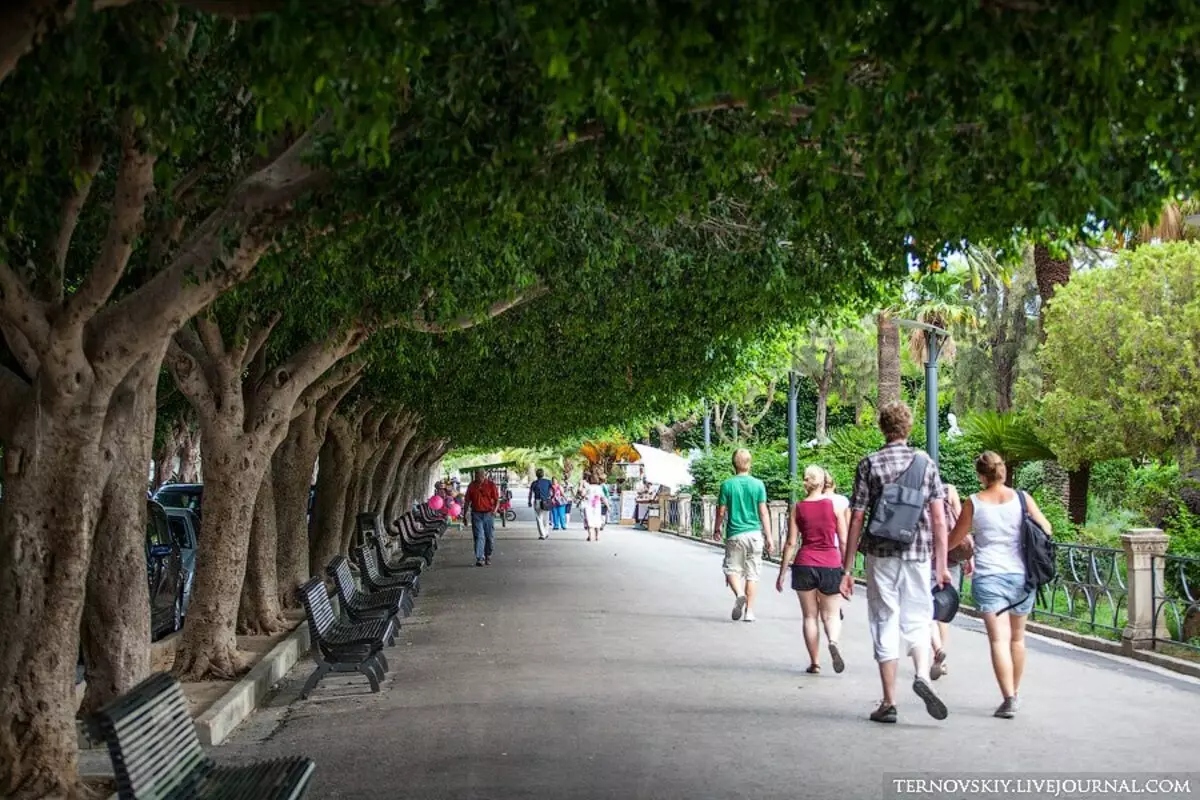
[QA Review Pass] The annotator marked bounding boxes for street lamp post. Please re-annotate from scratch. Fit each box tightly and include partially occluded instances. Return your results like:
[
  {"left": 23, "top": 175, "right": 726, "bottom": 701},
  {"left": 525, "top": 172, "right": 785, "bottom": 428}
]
[
  {"left": 787, "top": 371, "right": 798, "bottom": 502},
  {"left": 702, "top": 400, "right": 711, "bottom": 454},
  {"left": 896, "top": 319, "right": 950, "bottom": 467}
]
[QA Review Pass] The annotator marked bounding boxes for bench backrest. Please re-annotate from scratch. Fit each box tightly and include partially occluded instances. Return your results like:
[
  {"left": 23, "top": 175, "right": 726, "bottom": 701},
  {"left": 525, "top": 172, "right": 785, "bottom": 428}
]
[
  {"left": 353, "top": 544, "right": 384, "bottom": 583},
  {"left": 87, "top": 672, "right": 207, "bottom": 799},
  {"left": 327, "top": 555, "right": 357, "bottom": 606},
  {"left": 297, "top": 577, "right": 336, "bottom": 640}
]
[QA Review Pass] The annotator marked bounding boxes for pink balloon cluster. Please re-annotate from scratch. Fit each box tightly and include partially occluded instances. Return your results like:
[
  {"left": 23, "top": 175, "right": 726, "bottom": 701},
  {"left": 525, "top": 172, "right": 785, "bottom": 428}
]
[
  {"left": 428, "top": 494, "right": 445, "bottom": 511},
  {"left": 447, "top": 502, "right": 462, "bottom": 518}
]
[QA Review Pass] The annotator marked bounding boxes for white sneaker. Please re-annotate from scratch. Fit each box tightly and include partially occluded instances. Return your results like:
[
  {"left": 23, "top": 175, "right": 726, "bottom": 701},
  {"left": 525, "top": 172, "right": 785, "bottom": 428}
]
[
  {"left": 744, "top": 609, "right": 757, "bottom": 622},
  {"left": 732, "top": 596, "right": 746, "bottom": 621}
]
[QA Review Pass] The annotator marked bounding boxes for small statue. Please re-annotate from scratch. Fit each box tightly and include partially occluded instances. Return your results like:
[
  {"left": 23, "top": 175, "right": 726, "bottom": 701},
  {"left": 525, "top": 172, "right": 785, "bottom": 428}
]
[{"left": 947, "top": 412, "right": 963, "bottom": 438}]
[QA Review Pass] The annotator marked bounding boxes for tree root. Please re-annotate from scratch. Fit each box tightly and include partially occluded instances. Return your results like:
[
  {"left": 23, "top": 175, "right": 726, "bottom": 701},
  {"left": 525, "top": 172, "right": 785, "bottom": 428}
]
[{"left": 171, "top": 642, "right": 251, "bottom": 682}]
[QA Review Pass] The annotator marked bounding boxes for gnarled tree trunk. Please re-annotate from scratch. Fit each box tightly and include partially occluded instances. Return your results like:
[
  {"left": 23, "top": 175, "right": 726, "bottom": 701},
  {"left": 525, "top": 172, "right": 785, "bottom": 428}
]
[
  {"left": 310, "top": 409, "right": 363, "bottom": 574},
  {"left": 178, "top": 426, "right": 200, "bottom": 482},
  {"left": 172, "top": 426, "right": 264, "bottom": 679},
  {"left": 80, "top": 348, "right": 163, "bottom": 714},
  {"left": 370, "top": 422, "right": 416, "bottom": 517},
  {"left": 238, "top": 476, "right": 286, "bottom": 636},
  {"left": 273, "top": 410, "right": 321, "bottom": 609},
  {"left": 340, "top": 411, "right": 387, "bottom": 554},
  {"left": 0, "top": 385, "right": 109, "bottom": 798}
]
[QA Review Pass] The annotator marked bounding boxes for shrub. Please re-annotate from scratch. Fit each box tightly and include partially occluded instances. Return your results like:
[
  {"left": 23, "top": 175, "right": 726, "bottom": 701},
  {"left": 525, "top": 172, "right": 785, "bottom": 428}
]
[
  {"left": 937, "top": 435, "right": 983, "bottom": 496},
  {"left": 1015, "top": 461, "right": 1045, "bottom": 494},
  {"left": 1128, "top": 462, "right": 1181, "bottom": 527},
  {"left": 1032, "top": 488, "right": 1073, "bottom": 541},
  {"left": 1089, "top": 459, "right": 1134, "bottom": 509},
  {"left": 688, "top": 445, "right": 795, "bottom": 500}
]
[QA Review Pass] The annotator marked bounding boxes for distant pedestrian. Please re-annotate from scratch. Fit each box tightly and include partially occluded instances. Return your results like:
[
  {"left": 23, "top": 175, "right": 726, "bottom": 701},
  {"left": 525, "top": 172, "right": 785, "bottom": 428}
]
[
  {"left": 840, "top": 402, "right": 950, "bottom": 723},
  {"left": 777, "top": 465, "right": 847, "bottom": 674},
  {"left": 931, "top": 484, "right": 968, "bottom": 680},
  {"left": 582, "top": 471, "right": 609, "bottom": 542},
  {"left": 465, "top": 470, "right": 499, "bottom": 567},
  {"left": 550, "top": 478, "right": 569, "bottom": 530},
  {"left": 948, "top": 452, "right": 1054, "bottom": 719},
  {"left": 822, "top": 470, "right": 851, "bottom": 529},
  {"left": 713, "top": 449, "right": 773, "bottom": 622},
  {"left": 528, "top": 468, "right": 553, "bottom": 539}
]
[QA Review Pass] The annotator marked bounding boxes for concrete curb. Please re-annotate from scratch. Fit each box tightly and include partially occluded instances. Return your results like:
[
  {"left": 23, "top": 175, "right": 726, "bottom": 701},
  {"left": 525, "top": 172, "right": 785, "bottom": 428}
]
[
  {"left": 194, "top": 622, "right": 311, "bottom": 746},
  {"left": 644, "top": 526, "right": 1200, "bottom": 680}
]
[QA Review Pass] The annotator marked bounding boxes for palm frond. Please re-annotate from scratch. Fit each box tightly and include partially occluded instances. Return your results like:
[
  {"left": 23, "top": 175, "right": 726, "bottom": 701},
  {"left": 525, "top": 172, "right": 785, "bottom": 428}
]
[{"left": 962, "top": 411, "right": 1057, "bottom": 462}]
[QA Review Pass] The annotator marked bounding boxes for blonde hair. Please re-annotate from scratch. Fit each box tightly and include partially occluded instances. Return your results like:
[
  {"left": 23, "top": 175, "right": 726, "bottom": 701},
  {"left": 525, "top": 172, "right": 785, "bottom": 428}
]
[
  {"left": 732, "top": 448, "right": 752, "bottom": 473},
  {"left": 803, "top": 465, "right": 825, "bottom": 494},
  {"left": 975, "top": 451, "right": 1007, "bottom": 486},
  {"left": 822, "top": 469, "right": 835, "bottom": 491}
]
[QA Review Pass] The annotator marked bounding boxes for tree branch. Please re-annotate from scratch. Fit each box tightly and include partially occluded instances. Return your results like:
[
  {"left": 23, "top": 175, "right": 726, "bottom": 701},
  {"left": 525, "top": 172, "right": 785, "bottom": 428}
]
[
  {"left": 303, "top": 360, "right": 366, "bottom": 423},
  {"left": 0, "top": 259, "right": 50, "bottom": 355},
  {"left": 165, "top": 337, "right": 216, "bottom": 417},
  {"left": 397, "top": 285, "right": 548, "bottom": 334},
  {"left": 0, "top": 320, "right": 40, "bottom": 379},
  {"left": 234, "top": 310, "right": 282, "bottom": 370},
  {"left": 45, "top": 138, "right": 103, "bottom": 303},
  {"left": 63, "top": 115, "right": 155, "bottom": 333},
  {"left": 93, "top": 117, "right": 333, "bottom": 358}
]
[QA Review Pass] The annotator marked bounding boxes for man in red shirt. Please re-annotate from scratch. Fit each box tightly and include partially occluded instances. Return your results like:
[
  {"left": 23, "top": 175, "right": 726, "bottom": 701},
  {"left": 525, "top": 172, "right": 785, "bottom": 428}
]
[{"left": 465, "top": 470, "right": 499, "bottom": 566}]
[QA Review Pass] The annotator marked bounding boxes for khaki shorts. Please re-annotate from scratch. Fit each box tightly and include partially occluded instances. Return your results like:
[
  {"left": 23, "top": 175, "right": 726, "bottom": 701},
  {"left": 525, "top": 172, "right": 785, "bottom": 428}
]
[{"left": 722, "top": 532, "right": 764, "bottom": 582}]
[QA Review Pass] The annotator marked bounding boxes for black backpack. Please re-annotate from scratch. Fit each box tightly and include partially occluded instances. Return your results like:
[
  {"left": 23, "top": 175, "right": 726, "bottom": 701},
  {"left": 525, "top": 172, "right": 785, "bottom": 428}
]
[{"left": 1000, "top": 491, "right": 1057, "bottom": 613}]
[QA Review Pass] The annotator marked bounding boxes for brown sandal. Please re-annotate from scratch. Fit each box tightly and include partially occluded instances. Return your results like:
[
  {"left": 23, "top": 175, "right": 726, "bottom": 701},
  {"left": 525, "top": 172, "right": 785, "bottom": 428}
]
[{"left": 806, "top": 664, "right": 821, "bottom": 674}]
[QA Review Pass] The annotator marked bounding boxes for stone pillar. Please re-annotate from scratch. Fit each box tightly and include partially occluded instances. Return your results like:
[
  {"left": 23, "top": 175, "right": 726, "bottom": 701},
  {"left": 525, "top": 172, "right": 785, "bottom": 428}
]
[
  {"left": 768, "top": 500, "right": 789, "bottom": 558},
  {"left": 678, "top": 494, "right": 692, "bottom": 535},
  {"left": 701, "top": 495, "right": 717, "bottom": 538},
  {"left": 1121, "top": 527, "right": 1169, "bottom": 655}
]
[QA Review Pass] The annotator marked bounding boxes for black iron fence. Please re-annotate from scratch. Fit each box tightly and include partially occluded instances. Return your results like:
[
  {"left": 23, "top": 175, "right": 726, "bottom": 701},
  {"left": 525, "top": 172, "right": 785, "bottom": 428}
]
[
  {"left": 1153, "top": 553, "right": 1200, "bottom": 654},
  {"left": 664, "top": 497, "right": 681, "bottom": 531}
]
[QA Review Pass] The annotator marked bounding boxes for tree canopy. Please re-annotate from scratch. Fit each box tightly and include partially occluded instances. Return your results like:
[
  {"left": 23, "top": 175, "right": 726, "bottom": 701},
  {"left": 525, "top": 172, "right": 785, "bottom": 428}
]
[{"left": 1040, "top": 242, "right": 1200, "bottom": 470}]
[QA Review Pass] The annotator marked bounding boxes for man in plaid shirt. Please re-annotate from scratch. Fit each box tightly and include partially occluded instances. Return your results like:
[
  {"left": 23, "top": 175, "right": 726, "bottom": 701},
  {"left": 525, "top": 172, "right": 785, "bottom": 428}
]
[{"left": 840, "top": 402, "right": 951, "bottom": 724}]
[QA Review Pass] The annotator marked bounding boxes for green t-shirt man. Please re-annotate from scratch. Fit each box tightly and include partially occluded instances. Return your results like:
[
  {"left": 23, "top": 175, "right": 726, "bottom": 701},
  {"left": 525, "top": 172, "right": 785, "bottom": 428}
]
[{"left": 718, "top": 473, "right": 768, "bottom": 538}]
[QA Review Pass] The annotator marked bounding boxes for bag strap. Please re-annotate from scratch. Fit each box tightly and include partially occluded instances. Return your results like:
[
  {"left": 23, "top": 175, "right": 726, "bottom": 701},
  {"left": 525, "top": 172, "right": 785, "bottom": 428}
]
[
  {"left": 894, "top": 452, "right": 930, "bottom": 490},
  {"left": 995, "top": 490, "right": 1033, "bottom": 615}
]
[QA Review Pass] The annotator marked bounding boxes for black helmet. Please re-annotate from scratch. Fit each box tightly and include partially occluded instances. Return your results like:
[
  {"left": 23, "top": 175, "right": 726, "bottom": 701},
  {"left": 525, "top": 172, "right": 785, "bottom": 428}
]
[{"left": 932, "top": 583, "right": 960, "bottom": 623}]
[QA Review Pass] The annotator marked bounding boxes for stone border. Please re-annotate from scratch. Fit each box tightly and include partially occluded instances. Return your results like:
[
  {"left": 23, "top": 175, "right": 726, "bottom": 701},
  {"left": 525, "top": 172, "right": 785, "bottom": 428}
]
[
  {"left": 645, "top": 526, "right": 1200, "bottom": 680},
  {"left": 194, "top": 621, "right": 311, "bottom": 746}
]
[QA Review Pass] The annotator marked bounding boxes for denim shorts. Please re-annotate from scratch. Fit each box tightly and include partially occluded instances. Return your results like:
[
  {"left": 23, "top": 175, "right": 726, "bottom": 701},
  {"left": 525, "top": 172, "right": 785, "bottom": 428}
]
[{"left": 972, "top": 572, "right": 1035, "bottom": 615}]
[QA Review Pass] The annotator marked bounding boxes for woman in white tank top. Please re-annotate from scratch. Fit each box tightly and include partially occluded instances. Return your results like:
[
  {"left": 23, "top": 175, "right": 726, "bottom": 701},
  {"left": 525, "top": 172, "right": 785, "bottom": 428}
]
[{"left": 948, "top": 451, "right": 1054, "bottom": 720}]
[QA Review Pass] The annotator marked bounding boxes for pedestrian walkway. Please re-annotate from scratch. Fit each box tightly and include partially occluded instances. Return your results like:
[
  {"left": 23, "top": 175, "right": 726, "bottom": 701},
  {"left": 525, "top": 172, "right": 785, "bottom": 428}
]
[{"left": 220, "top": 521, "right": 1200, "bottom": 799}]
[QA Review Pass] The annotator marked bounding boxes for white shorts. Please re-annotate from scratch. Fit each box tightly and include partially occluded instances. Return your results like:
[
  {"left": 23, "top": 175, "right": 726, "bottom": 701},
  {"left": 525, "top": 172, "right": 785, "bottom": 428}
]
[{"left": 722, "top": 532, "right": 764, "bottom": 582}]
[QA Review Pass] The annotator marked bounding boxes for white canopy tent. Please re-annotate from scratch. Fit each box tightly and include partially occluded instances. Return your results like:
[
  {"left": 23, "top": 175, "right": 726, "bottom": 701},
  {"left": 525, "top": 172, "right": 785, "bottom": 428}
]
[{"left": 632, "top": 444, "right": 693, "bottom": 493}]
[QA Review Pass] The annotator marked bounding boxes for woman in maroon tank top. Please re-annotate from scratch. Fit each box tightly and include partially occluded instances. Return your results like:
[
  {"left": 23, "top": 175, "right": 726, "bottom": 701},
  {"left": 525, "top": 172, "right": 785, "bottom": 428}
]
[{"left": 776, "top": 465, "right": 848, "bottom": 674}]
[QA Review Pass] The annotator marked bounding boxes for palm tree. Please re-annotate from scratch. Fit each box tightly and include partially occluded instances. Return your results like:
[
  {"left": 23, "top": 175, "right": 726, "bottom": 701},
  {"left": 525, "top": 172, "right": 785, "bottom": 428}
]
[
  {"left": 876, "top": 311, "right": 901, "bottom": 407},
  {"left": 578, "top": 439, "right": 639, "bottom": 481},
  {"left": 904, "top": 268, "right": 979, "bottom": 365}
]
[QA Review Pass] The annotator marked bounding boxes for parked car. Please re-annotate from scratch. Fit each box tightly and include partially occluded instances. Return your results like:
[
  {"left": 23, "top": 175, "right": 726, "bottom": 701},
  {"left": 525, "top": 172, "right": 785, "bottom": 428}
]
[
  {"left": 164, "top": 507, "right": 199, "bottom": 619},
  {"left": 146, "top": 500, "right": 186, "bottom": 640},
  {"left": 154, "top": 482, "right": 203, "bottom": 525}
]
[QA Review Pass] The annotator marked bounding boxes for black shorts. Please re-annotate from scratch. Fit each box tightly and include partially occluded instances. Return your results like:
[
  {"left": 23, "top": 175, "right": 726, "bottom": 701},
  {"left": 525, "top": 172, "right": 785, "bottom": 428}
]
[{"left": 791, "top": 565, "right": 843, "bottom": 595}]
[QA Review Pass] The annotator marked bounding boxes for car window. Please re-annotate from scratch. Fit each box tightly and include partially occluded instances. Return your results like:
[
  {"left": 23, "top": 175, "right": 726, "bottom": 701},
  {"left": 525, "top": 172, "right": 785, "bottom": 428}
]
[
  {"left": 157, "top": 491, "right": 200, "bottom": 511},
  {"left": 167, "top": 517, "right": 190, "bottom": 548},
  {"left": 146, "top": 515, "right": 171, "bottom": 549}
]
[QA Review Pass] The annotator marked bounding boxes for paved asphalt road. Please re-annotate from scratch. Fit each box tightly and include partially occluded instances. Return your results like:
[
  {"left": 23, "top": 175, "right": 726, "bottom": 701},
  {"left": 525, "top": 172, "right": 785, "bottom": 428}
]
[{"left": 219, "top": 520, "right": 1200, "bottom": 800}]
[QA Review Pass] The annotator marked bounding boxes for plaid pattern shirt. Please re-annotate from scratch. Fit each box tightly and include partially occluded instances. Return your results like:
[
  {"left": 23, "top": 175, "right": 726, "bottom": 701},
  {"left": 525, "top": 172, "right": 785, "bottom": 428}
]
[{"left": 850, "top": 442, "right": 945, "bottom": 562}]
